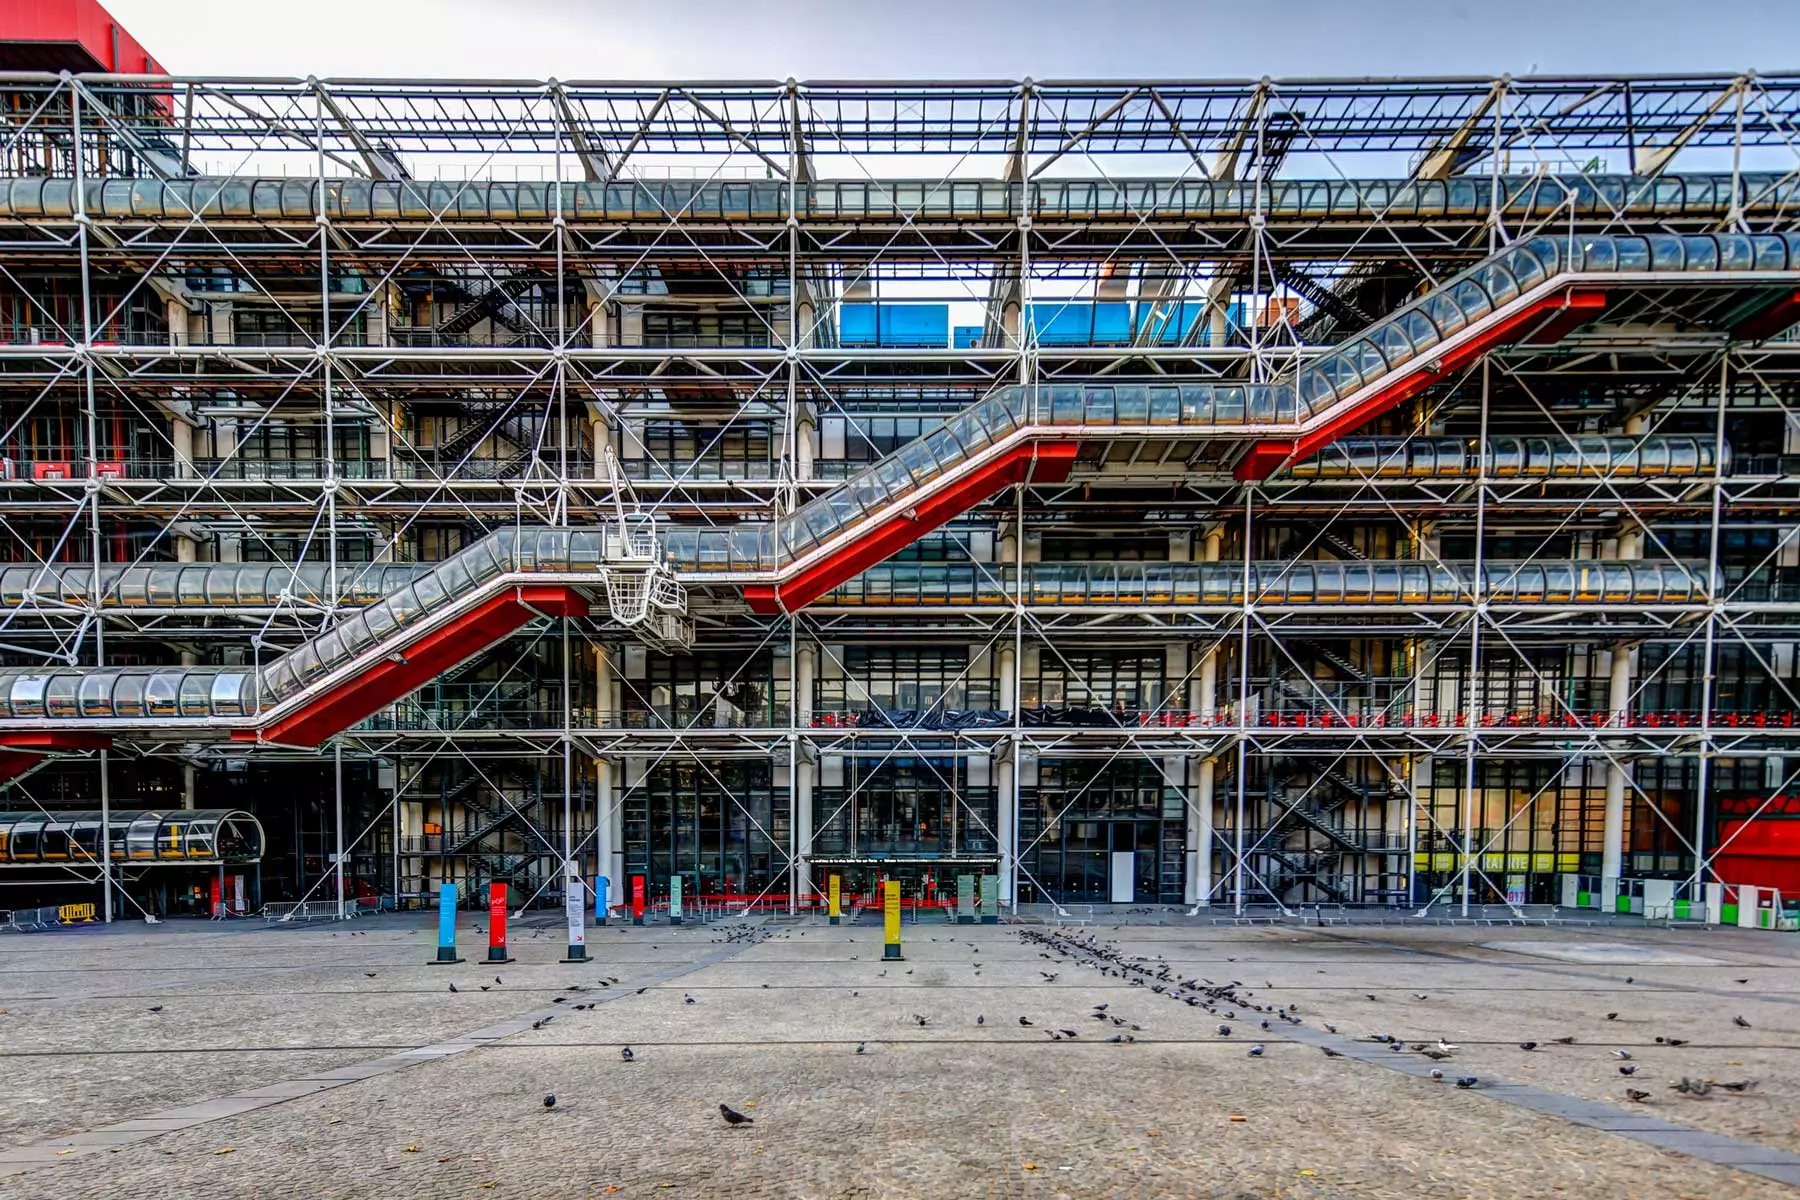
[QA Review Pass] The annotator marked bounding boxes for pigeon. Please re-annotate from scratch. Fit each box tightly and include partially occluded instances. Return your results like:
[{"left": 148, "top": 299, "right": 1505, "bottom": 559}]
[
  {"left": 685, "top": 994, "right": 696, "bottom": 1005},
  {"left": 1421, "top": 1049, "right": 1453, "bottom": 1061},
  {"left": 1613, "top": 1049, "right": 1632, "bottom": 1060},
  {"left": 364, "top": 972, "right": 377, "bottom": 979},
  {"left": 1323, "top": 1023, "right": 1338, "bottom": 1034},
  {"left": 147, "top": 1006, "right": 163, "bottom": 1013},
  {"left": 1454, "top": 1077, "right": 1478, "bottom": 1089},
  {"left": 1625, "top": 976, "right": 1634, "bottom": 984},
  {"left": 1519, "top": 1042, "right": 1537, "bottom": 1051},
  {"left": 496, "top": 977, "right": 503, "bottom": 985},
  {"left": 976, "top": 1015, "right": 984, "bottom": 1025},
  {"left": 1093, "top": 1004, "right": 1108, "bottom": 1013},
  {"left": 449, "top": 984, "right": 458, "bottom": 994},
  {"left": 1429, "top": 1069, "right": 1444, "bottom": 1081},
  {"left": 480, "top": 986, "right": 490, "bottom": 992},
  {"left": 1619, "top": 1065, "right": 1638, "bottom": 1076},
  {"left": 1217, "top": 1024, "right": 1231, "bottom": 1036},
  {"left": 1713, "top": 1079, "right": 1758, "bottom": 1092},
  {"left": 621, "top": 1047, "right": 634, "bottom": 1062},
  {"left": 1625, "top": 1088, "right": 1650, "bottom": 1103},
  {"left": 1664, "top": 1038, "right": 1688, "bottom": 1047},
  {"left": 1551, "top": 1036, "right": 1575, "bottom": 1044},
  {"left": 1605, "top": 1012, "right": 1618, "bottom": 1021},
  {"left": 1670, "top": 1077, "right": 1711, "bottom": 1097},
  {"left": 913, "top": 1014, "right": 928, "bottom": 1027},
  {"left": 1018, "top": 1017, "right": 1033, "bottom": 1027},
  {"left": 1247, "top": 1044, "right": 1264, "bottom": 1057},
  {"left": 1322, "top": 1047, "right": 1344, "bottom": 1058},
  {"left": 1733, "top": 1015, "right": 1750, "bottom": 1028},
  {"left": 1435, "top": 1040, "right": 1458, "bottom": 1053},
  {"left": 1060, "top": 1029, "right": 1079, "bottom": 1039},
  {"left": 553, "top": 997, "right": 567, "bottom": 1004},
  {"left": 719, "top": 1104, "right": 754, "bottom": 1126},
  {"left": 855, "top": 1043, "right": 866, "bottom": 1055},
  {"left": 543, "top": 1094, "right": 556, "bottom": 1109},
  {"left": 1734, "top": 978, "right": 1749, "bottom": 985}
]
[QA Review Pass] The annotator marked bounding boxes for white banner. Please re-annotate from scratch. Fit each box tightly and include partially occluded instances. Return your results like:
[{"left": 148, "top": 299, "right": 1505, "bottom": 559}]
[{"left": 565, "top": 878, "right": 586, "bottom": 947}]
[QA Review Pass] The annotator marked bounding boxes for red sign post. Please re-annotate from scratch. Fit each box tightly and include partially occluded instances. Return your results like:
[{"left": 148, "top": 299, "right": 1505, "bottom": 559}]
[
  {"left": 487, "top": 882, "right": 513, "bottom": 963},
  {"left": 631, "top": 875, "right": 646, "bottom": 925}
]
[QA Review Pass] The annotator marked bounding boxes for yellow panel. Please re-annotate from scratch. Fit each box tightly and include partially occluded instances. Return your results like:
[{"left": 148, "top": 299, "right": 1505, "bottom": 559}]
[
  {"left": 1531, "top": 853, "right": 1553, "bottom": 873},
  {"left": 883, "top": 880, "right": 901, "bottom": 945},
  {"left": 828, "top": 874, "right": 841, "bottom": 919},
  {"left": 1505, "top": 853, "right": 1530, "bottom": 873}
]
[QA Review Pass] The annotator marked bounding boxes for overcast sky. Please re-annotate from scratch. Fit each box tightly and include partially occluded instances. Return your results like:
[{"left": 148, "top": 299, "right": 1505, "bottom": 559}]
[{"left": 102, "top": 0, "right": 1794, "bottom": 80}]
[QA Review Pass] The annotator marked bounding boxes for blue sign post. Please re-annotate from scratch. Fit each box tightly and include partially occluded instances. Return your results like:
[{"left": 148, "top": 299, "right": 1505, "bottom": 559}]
[
  {"left": 429, "top": 882, "right": 463, "bottom": 964},
  {"left": 594, "top": 875, "right": 609, "bottom": 927}
]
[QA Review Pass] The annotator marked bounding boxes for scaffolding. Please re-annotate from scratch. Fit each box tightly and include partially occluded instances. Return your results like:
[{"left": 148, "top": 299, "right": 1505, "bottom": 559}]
[{"left": 0, "top": 72, "right": 1797, "bottom": 918}]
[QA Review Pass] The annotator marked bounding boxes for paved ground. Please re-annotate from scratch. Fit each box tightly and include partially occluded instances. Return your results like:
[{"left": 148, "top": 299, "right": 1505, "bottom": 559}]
[{"left": 2, "top": 911, "right": 1799, "bottom": 1197}]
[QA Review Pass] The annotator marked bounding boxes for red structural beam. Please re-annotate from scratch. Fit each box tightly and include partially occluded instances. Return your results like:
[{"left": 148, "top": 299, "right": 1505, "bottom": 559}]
[
  {"left": 0, "top": 730, "right": 111, "bottom": 786},
  {"left": 1732, "top": 290, "right": 1800, "bottom": 343},
  {"left": 1234, "top": 288, "right": 1609, "bottom": 482},
  {"left": 240, "top": 584, "right": 588, "bottom": 748},
  {"left": 746, "top": 441, "right": 1079, "bottom": 614}
]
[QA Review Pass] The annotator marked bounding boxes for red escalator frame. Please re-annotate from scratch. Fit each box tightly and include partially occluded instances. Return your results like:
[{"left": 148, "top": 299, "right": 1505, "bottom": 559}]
[
  {"left": 745, "top": 441, "right": 1079, "bottom": 614},
  {"left": 1233, "top": 288, "right": 1609, "bottom": 481},
  {"left": 237, "top": 584, "right": 589, "bottom": 748},
  {"left": 0, "top": 731, "right": 112, "bottom": 785}
]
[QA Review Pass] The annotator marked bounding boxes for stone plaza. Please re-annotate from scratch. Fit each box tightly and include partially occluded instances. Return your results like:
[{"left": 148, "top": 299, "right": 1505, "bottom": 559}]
[{"left": 1, "top": 912, "right": 1798, "bottom": 1197}]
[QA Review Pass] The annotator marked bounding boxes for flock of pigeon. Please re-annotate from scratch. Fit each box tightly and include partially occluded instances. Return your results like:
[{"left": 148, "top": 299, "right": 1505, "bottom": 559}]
[
  {"left": 1016, "top": 926, "right": 1762, "bottom": 1105},
  {"left": 398, "top": 917, "right": 1768, "bottom": 1130}
]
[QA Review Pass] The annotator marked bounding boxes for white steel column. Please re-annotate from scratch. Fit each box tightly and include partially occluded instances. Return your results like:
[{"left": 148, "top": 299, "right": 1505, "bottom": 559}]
[
  {"left": 794, "top": 642, "right": 816, "bottom": 910},
  {"left": 596, "top": 644, "right": 620, "bottom": 906},
  {"left": 1188, "top": 524, "right": 1223, "bottom": 906}
]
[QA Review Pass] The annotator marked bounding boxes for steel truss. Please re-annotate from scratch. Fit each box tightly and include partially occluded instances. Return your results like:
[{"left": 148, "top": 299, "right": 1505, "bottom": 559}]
[{"left": 0, "top": 72, "right": 1798, "bottom": 917}]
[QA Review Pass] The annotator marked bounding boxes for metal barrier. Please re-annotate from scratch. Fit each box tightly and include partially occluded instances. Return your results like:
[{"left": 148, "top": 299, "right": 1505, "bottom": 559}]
[
  {"left": 1, "top": 905, "right": 64, "bottom": 932},
  {"left": 57, "top": 902, "right": 96, "bottom": 924},
  {"left": 260, "top": 900, "right": 355, "bottom": 923}
]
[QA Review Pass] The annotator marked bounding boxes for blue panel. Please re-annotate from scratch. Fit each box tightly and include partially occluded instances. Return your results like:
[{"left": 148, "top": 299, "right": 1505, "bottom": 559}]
[
  {"left": 953, "top": 325, "right": 984, "bottom": 348},
  {"left": 840, "top": 303, "right": 950, "bottom": 347},
  {"left": 436, "top": 882, "right": 457, "bottom": 947},
  {"left": 1026, "top": 302, "right": 1133, "bottom": 345},
  {"left": 1141, "top": 299, "right": 1207, "bottom": 345}
]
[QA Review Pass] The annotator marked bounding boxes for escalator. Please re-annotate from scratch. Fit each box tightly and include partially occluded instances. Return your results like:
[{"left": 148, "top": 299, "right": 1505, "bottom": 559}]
[{"left": 0, "top": 232, "right": 1793, "bottom": 750}]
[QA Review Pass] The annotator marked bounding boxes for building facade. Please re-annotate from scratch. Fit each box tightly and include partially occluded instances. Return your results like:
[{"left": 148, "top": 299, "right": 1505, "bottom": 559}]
[{"left": 1, "top": 72, "right": 1798, "bottom": 916}]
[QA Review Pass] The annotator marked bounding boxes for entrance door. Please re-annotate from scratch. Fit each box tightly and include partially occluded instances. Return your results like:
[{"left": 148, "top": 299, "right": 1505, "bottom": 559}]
[{"left": 1109, "top": 850, "right": 1136, "bottom": 903}]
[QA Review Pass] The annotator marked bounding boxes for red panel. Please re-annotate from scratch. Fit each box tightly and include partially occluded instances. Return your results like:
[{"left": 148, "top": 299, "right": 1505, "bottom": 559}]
[
  {"left": 1732, "top": 290, "right": 1800, "bottom": 343},
  {"left": 1519, "top": 289, "right": 1607, "bottom": 345},
  {"left": 247, "top": 584, "right": 584, "bottom": 747},
  {"left": 0, "top": 0, "right": 163, "bottom": 72},
  {"left": 746, "top": 441, "right": 1078, "bottom": 614},
  {"left": 1716, "top": 819, "right": 1800, "bottom": 892},
  {"left": 0, "top": 730, "right": 110, "bottom": 752},
  {"left": 1235, "top": 288, "right": 1601, "bottom": 482}
]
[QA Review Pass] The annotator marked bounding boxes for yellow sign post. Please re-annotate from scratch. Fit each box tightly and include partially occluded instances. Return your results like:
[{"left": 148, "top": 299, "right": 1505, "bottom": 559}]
[
  {"left": 828, "top": 874, "right": 841, "bottom": 925},
  {"left": 882, "top": 879, "right": 903, "bottom": 960}
]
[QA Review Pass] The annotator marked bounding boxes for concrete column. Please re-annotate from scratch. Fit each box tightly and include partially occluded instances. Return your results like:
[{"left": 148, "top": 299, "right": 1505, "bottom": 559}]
[
  {"left": 1600, "top": 641, "right": 1635, "bottom": 908},
  {"left": 795, "top": 413, "right": 816, "bottom": 481},
  {"left": 794, "top": 644, "right": 816, "bottom": 907},
  {"left": 591, "top": 416, "right": 610, "bottom": 481},
  {"left": 165, "top": 297, "right": 189, "bottom": 348},
  {"left": 366, "top": 283, "right": 388, "bottom": 347},
  {"left": 596, "top": 757, "right": 619, "bottom": 910}
]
